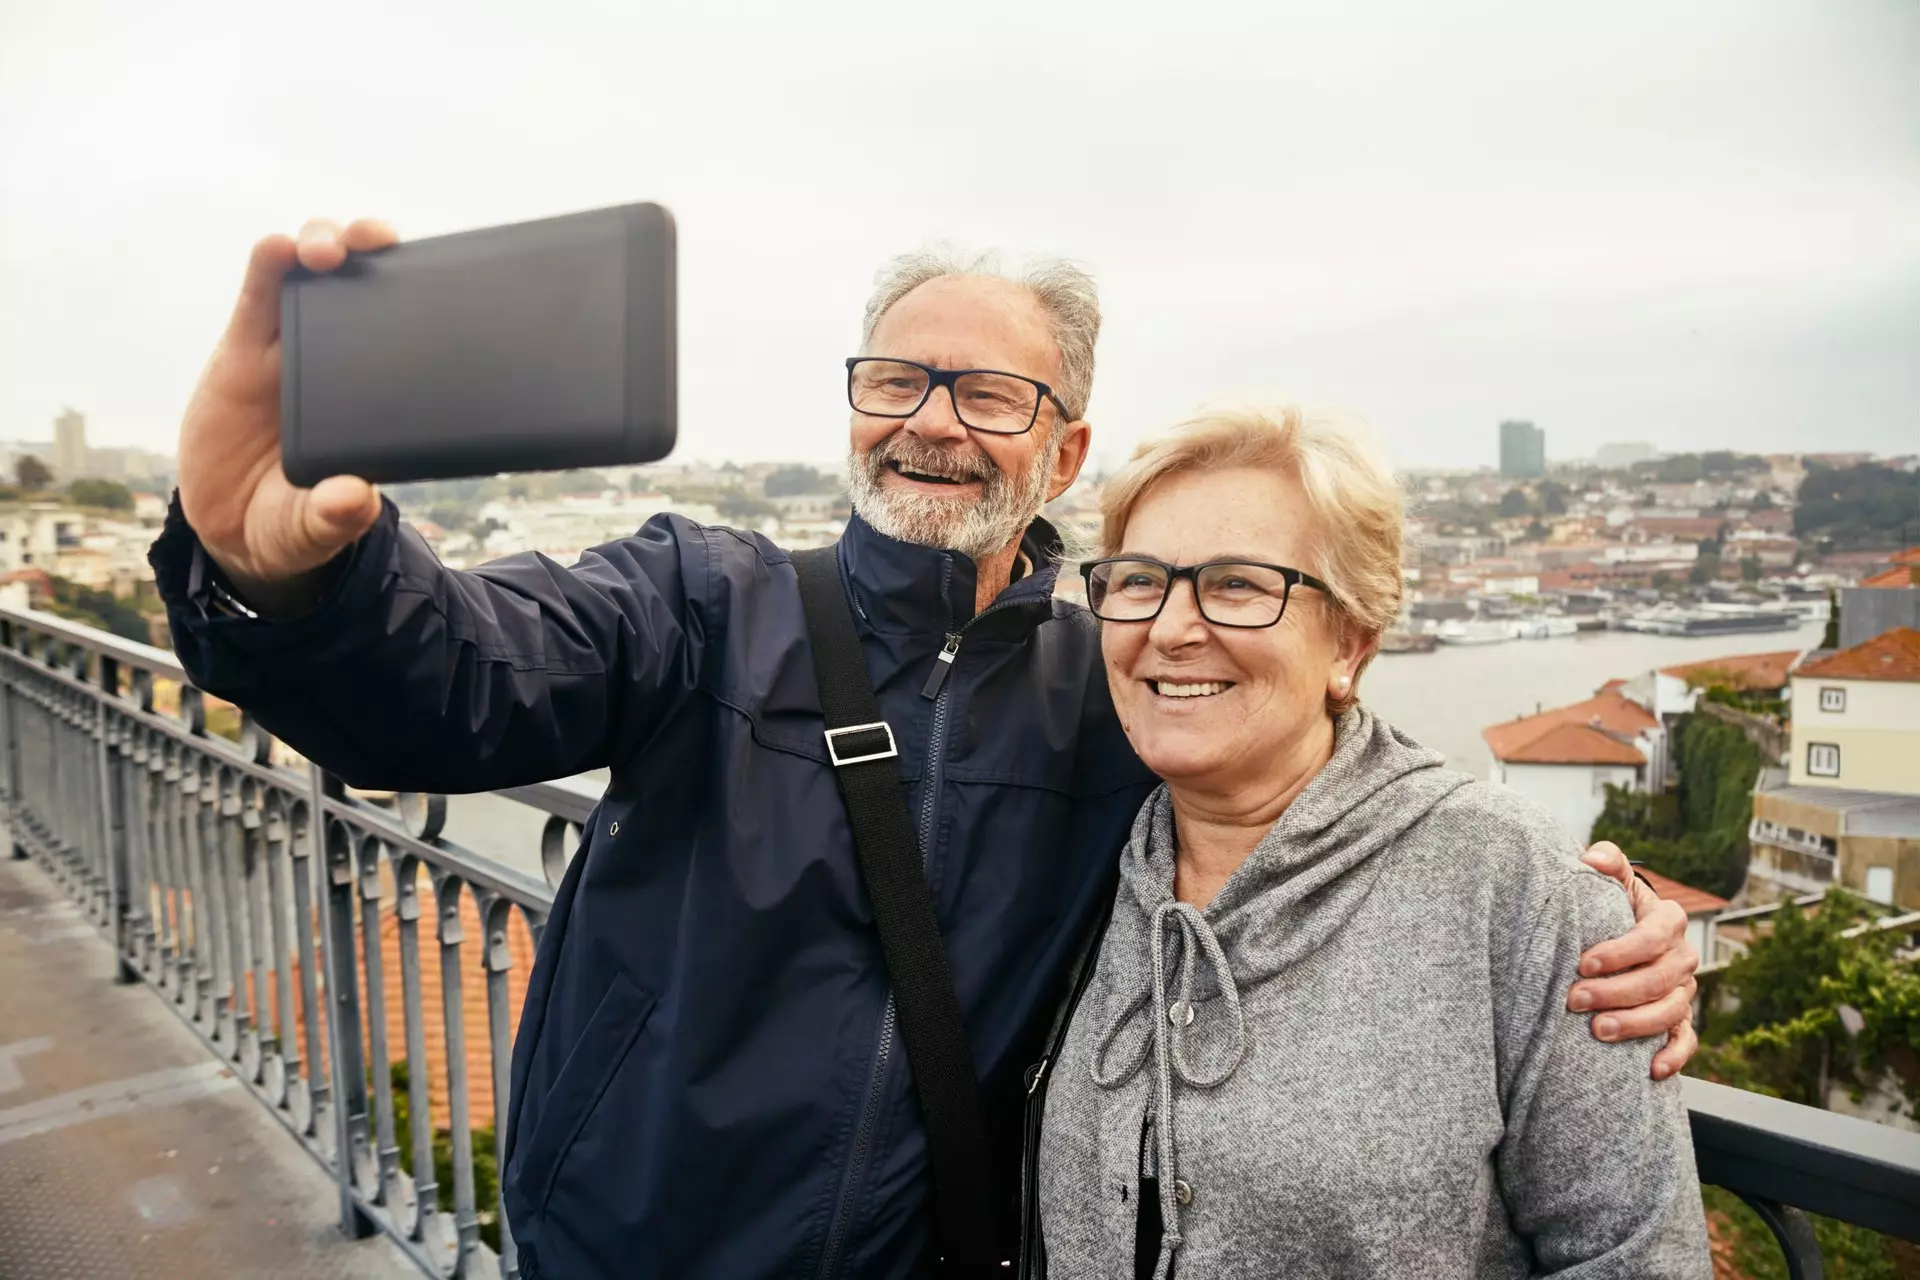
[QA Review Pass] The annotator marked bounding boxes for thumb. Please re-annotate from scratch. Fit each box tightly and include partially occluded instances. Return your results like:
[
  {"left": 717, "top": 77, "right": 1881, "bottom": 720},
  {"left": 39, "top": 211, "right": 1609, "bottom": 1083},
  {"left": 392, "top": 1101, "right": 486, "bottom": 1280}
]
[
  {"left": 1581, "top": 840, "right": 1633, "bottom": 890},
  {"left": 301, "top": 475, "right": 382, "bottom": 551}
]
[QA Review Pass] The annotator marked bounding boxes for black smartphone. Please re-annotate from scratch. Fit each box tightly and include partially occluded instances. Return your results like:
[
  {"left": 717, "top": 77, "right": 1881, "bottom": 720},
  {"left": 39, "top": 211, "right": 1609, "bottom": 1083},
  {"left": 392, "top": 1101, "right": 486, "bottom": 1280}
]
[{"left": 279, "top": 202, "right": 676, "bottom": 487}]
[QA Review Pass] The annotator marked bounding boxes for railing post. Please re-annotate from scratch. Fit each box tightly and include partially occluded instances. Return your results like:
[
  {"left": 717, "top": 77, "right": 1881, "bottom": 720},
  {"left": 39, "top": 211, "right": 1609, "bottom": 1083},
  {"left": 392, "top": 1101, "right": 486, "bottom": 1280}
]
[
  {"left": 312, "top": 764, "right": 376, "bottom": 1241},
  {"left": 97, "top": 656, "right": 138, "bottom": 982},
  {"left": 1738, "top": 1195, "right": 1824, "bottom": 1280},
  {"left": 0, "top": 622, "right": 22, "bottom": 859}
]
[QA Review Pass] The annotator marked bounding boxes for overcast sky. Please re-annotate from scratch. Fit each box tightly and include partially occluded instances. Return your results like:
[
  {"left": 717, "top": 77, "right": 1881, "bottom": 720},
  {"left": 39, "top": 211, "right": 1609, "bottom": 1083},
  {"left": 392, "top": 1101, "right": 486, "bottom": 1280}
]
[{"left": 2, "top": 0, "right": 1915, "bottom": 475}]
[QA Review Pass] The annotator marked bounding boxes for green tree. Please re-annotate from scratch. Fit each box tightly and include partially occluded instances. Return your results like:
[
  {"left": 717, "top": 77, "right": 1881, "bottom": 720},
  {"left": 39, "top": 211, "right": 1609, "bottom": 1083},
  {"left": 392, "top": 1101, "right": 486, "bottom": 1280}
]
[
  {"left": 1498, "top": 488, "right": 1530, "bottom": 519},
  {"left": 1538, "top": 481, "right": 1568, "bottom": 516},
  {"left": 1740, "top": 556, "right": 1762, "bottom": 583},
  {"left": 764, "top": 465, "right": 836, "bottom": 497},
  {"left": 1588, "top": 714, "right": 1760, "bottom": 898},
  {"left": 15, "top": 455, "right": 52, "bottom": 490},
  {"left": 66, "top": 478, "right": 133, "bottom": 510},
  {"left": 43, "top": 576, "right": 152, "bottom": 645},
  {"left": 1683, "top": 890, "right": 1920, "bottom": 1275},
  {"left": 1792, "top": 463, "right": 1920, "bottom": 552},
  {"left": 1821, "top": 588, "right": 1840, "bottom": 649},
  {"left": 717, "top": 492, "right": 777, "bottom": 524},
  {"left": 1688, "top": 553, "right": 1722, "bottom": 586}
]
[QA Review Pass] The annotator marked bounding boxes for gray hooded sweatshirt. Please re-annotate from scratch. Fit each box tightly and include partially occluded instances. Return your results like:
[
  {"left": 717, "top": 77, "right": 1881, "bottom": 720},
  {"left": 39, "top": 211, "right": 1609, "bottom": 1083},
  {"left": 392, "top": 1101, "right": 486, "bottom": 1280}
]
[{"left": 1036, "top": 707, "right": 1711, "bottom": 1279}]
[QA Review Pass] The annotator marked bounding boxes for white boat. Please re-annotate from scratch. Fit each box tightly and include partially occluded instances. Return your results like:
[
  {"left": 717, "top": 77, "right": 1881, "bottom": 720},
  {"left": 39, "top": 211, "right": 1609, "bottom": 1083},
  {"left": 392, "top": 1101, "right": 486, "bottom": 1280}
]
[
  {"left": 1436, "top": 619, "right": 1513, "bottom": 646},
  {"left": 1510, "top": 615, "right": 1580, "bottom": 640}
]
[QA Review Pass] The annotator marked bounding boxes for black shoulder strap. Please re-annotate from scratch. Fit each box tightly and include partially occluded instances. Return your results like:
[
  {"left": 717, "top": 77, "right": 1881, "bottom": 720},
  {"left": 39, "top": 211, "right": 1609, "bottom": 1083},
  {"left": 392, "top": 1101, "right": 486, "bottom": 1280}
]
[{"left": 790, "top": 545, "right": 1004, "bottom": 1275}]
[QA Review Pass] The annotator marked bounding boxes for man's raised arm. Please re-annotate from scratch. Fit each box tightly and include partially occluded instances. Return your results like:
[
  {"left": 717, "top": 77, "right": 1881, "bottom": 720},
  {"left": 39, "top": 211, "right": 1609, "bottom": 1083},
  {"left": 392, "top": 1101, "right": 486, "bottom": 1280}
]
[{"left": 152, "top": 218, "right": 705, "bottom": 793}]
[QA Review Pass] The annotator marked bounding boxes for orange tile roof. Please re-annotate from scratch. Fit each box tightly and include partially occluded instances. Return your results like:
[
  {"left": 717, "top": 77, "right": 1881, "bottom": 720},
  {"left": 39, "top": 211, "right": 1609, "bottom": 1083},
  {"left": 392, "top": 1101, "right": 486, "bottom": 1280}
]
[
  {"left": 1490, "top": 721, "right": 1647, "bottom": 766},
  {"left": 1635, "top": 867, "right": 1730, "bottom": 916},
  {"left": 1483, "top": 690, "right": 1656, "bottom": 765},
  {"left": 1795, "top": 627, "right": 1920, "bottom": 683},
  {"left": 1660, "top": 649, "right": 1802, "bottom": 691},
  {"left": 1861, "top": 565, "right": 1917, "bottom": 588}
]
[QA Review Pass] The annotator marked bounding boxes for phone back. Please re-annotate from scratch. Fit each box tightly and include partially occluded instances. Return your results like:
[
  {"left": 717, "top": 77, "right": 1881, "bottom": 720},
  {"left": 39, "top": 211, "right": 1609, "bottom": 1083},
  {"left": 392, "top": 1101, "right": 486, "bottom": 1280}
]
[{"left": 280, "top": 202, "right": 676, "bottom": 486}]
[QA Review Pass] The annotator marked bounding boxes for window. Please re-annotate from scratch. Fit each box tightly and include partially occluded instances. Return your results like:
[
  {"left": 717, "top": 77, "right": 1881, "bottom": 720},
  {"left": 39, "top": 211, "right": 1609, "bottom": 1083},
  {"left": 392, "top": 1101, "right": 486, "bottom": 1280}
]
[
  {"left": 1865, "top": 866, "right": 1894, "bottom": 906},
  {"left": 1819, "top": 687, "right": 1846, "bottom": 713},
  {"left": 1807, "top": 742, "right": 1841, "bottom": 778}
]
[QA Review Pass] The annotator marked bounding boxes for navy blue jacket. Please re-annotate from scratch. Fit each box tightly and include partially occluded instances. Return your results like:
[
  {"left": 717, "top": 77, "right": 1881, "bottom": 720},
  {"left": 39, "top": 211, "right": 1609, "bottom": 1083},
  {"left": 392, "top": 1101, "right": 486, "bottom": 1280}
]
[{"left": 152, "top": 499, "right": 1156, "bottom": 1278}]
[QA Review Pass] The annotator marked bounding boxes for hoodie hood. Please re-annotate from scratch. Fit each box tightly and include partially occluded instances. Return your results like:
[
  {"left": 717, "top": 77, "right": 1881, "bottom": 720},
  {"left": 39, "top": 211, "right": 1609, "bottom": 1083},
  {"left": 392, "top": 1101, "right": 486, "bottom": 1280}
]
[{"left": 1116, "top": 702, "right": 1469, "bottom": 989}]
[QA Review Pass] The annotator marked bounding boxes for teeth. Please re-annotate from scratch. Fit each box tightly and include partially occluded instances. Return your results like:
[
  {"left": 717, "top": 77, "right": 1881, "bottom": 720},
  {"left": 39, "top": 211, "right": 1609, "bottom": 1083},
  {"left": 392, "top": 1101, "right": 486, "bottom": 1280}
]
[{"left": 1154, "top": 681, "right": 1231, "bottom": 698}]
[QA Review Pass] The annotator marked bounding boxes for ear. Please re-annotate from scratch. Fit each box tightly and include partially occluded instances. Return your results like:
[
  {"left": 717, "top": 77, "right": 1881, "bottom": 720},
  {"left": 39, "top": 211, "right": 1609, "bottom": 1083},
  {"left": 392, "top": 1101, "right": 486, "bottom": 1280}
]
[
  {"left": 1045, "top": 418, "right": 1093, "bottom": 502},
  {"left": 1326, "top": 625, "right": 1377, "bottom": 700}
]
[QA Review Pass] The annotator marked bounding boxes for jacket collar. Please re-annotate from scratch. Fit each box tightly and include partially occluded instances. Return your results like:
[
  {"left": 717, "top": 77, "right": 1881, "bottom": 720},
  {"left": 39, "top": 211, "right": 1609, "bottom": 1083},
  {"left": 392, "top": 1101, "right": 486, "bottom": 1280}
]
[{"left": 839, "top": 511, "right": 1065, "bottom": 636}]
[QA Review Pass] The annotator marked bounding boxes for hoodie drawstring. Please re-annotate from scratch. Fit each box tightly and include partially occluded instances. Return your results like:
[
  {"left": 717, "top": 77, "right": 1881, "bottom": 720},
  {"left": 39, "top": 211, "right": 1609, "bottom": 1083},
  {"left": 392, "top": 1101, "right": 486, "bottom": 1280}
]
[{"left": 1089, "top": 898, "right": 1249, "bottom": 1275}]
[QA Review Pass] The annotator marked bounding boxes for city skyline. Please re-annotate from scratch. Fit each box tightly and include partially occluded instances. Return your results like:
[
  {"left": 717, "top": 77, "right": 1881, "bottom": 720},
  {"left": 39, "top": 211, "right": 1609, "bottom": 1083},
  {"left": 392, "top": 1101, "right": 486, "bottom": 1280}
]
[{"left": 3, "top": 2, "right": 1917, "bottom": 475}]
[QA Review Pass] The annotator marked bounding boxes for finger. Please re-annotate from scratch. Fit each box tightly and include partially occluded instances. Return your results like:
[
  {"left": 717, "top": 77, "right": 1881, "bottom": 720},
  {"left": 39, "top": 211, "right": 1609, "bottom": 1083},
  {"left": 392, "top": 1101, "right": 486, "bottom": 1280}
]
[
  {"left": 342, "top": 217, "right": 399, "bottom": 253},
  {"left": 224, "top": 235, "right": 299, "bottom": 346},
  {"left": 1589, "top": 981, "right": 1695, "bottom": 1044},
  {"left": 1569, "top": 945, "right": 1694, "bottom": 1012},
  {"left": 1650, "top": 1016, "right": 1699, "bottom": 1080},
  {"left": 1581, "top": 841, "right": 1630, "bottom": 888},
  {"left": 298, "top": 475, "right": 382, "bottom": 548},
  {"left": 1578, "top": 898, "right": 1687, "bottom": 977},
  {"left": 296, "top": 217, "right": 348, "bottom": 273}
]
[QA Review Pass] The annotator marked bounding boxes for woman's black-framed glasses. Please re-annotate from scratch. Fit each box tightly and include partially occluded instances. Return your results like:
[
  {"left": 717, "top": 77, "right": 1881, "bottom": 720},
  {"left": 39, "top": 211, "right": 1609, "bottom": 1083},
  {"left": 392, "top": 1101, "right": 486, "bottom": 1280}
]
[
  {"left": 846, "top": 357, "right": 1071, "bottom": 435},
  {"left": 1080, "top": 557, "right": 1329, "bottom": 629}
]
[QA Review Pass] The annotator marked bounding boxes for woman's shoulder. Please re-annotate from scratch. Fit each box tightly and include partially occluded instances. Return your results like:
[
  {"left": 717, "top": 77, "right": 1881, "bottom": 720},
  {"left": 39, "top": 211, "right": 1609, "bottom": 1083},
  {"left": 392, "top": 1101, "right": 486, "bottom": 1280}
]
[{"left": 1398, "top": 777, "right": 1614, "bottom": 906}]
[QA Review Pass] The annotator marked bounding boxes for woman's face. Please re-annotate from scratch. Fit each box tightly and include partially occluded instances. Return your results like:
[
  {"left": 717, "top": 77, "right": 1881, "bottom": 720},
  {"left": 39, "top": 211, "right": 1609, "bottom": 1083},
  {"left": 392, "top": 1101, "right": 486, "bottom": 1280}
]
[{"left": 1101, "top": 466, "right": 1366, "bottom": 793}]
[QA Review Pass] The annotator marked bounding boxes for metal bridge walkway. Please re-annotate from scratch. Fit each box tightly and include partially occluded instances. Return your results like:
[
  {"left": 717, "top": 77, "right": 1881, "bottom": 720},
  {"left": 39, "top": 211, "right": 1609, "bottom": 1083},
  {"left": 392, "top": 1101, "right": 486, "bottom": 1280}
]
[{"left": 0, "top": 851, "right": 417, "bottom": 1280}]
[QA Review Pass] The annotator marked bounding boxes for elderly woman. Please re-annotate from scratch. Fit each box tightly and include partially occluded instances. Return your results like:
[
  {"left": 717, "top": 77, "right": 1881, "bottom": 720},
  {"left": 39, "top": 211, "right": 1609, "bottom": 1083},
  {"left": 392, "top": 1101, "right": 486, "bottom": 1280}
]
[{"left": 1027, "top": 404, "right": 1711, "bottom": 1279}]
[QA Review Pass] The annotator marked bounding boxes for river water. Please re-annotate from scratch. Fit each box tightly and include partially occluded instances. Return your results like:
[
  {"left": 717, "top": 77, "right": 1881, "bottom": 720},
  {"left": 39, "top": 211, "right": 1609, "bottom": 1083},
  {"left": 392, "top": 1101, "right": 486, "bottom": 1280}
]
[{"left": 441, "top": 620, "right": 1830, "bottom": 880}]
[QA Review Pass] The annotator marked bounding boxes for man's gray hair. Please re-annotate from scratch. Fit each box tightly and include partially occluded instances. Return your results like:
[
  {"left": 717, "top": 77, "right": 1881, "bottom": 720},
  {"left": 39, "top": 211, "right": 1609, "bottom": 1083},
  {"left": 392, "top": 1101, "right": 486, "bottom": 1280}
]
[{"left": 860, "top": 246, "right": 1101, "bottom": 422}]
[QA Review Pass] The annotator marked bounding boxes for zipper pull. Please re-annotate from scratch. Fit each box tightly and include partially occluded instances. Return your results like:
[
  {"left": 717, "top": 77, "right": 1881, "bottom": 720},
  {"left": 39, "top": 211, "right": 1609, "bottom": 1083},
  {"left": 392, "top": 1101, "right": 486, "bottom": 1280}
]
[
  {"left": 921, "top": 632, "right": 963, "bottom": 699},
  {"left": 1026, "top": 1058, "right": 1050, "bottom": 1096}
]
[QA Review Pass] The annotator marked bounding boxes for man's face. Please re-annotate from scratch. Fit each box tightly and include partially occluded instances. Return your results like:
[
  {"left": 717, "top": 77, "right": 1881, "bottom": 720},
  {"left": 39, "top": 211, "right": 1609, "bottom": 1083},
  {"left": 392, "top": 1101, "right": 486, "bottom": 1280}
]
[{"left": 846, "top": 276, "right": 1090, "bottom": 562}]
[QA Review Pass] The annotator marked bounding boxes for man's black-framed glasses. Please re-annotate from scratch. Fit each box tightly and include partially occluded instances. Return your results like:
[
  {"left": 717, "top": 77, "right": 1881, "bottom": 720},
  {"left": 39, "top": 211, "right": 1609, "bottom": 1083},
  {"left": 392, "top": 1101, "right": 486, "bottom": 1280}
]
[
  {"left": 846, "top": 357, "right": 1071, "bottom": 435},
  {"left": 1080, "top": 557, "right": 1330, "bottom": 629}
]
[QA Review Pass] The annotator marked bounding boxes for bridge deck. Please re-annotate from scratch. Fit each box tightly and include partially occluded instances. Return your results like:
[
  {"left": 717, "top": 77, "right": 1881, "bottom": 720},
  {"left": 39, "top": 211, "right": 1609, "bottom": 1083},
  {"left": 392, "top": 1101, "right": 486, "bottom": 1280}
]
[{"left": 0, "top": 852, "right": 418, "bottom": 1280}]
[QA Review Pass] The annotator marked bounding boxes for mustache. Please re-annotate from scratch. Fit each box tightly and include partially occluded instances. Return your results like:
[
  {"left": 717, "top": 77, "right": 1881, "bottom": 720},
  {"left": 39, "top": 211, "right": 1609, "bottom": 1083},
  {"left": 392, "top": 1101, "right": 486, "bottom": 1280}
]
[{"left": 868, "top": 435, "right": 998, "bottom": 485}]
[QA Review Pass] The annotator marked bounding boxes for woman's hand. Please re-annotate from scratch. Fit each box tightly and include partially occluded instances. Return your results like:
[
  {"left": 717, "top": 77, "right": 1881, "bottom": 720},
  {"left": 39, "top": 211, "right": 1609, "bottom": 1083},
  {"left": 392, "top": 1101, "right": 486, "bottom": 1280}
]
[{"left": 1569, "top": 841, "right": 1700, "bottom": 1081}]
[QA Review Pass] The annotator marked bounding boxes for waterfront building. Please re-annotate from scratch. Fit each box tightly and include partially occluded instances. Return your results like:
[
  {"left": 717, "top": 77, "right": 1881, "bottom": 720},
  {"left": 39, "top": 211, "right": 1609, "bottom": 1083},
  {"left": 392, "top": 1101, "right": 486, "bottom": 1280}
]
[
  {"left": 1482, "top": 689, "right": 1661, "bottom": 841},
  {"left": 1747, "top": 628, "right": 1920, "bottom": 909}
]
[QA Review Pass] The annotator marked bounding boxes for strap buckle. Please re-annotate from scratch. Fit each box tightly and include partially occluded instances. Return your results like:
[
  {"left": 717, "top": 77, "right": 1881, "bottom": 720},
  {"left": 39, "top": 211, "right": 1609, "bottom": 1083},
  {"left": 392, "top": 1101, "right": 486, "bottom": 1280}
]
[{"left": 824, "top": 721, "right": 898, "bottom": 767}]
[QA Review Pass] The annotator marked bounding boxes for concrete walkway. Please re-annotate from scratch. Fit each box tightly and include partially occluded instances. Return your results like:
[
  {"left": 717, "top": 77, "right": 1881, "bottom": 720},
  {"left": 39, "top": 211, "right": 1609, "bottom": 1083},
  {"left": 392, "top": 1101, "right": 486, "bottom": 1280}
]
[{"left": 0, "top": 854, "right": 419, "bottom": 1280}]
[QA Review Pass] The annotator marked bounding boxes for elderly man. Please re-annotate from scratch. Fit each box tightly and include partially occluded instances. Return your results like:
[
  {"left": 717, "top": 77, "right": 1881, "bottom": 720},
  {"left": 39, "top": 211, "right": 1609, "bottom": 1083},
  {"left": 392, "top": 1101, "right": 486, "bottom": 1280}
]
[{"left": 151, "top": 218, "right": 1699, "bottom": 1279}]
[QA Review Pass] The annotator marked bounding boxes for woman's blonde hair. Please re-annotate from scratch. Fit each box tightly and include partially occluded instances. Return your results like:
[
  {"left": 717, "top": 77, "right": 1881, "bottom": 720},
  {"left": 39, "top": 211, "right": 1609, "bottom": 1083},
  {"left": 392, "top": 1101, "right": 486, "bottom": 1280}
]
[{"left": 1096, "top": 401, "right": 1405, "bottom": 715}]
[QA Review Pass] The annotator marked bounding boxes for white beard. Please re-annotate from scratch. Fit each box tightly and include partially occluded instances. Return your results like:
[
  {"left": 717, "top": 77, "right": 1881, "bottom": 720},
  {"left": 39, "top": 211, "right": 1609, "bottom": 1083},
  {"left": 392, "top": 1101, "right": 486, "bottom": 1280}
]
[{"left": 846, "top": 430, "right": 1060, "bottom": 562}]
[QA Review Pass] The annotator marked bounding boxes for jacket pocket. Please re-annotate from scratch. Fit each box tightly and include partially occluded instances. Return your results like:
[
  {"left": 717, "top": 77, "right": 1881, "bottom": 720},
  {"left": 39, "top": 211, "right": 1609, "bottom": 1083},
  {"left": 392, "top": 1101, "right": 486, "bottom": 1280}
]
[{"left": 518, "top": 968, "right": 659, "bottom": 1217}]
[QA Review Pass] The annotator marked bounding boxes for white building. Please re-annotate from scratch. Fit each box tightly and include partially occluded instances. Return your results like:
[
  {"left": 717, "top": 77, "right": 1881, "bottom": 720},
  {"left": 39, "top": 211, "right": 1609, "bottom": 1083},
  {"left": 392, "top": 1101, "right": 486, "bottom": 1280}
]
[{"left": 1482, "top": 689, "right": 1662, "bottom": 842}]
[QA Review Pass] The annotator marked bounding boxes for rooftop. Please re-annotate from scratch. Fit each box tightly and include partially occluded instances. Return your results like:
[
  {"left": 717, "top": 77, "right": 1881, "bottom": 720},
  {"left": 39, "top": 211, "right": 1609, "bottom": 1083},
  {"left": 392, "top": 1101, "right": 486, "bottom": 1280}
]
[
  {"left": 1860, "top": 564, "right": 1917, "bottom": 588},
  {"left": 1794, "top": 627, "right": 1920, "bottom": 683},
  {"left": 1757, "top": 784, "right": 1920, "bottom": 837},
  {"left": 1661, "top": 648, "right": 1804, "bottom": 691},
  {"left": 1483, "top": 690, "right": 1657, "bottom": 765},
  {"left": 1636, "top": 867, "right": 1731, "bottom": 916}
]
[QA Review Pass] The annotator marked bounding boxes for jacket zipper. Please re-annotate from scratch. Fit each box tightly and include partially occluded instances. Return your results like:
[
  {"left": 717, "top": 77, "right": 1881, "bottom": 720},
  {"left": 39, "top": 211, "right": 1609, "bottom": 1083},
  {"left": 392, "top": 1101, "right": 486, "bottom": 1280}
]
[
  {"left": 1016, "top": 907, "right": 1114, "bottom": 1278},
  {"left": 817, "top": 572, "right": 1043, "bottom": 1278}
]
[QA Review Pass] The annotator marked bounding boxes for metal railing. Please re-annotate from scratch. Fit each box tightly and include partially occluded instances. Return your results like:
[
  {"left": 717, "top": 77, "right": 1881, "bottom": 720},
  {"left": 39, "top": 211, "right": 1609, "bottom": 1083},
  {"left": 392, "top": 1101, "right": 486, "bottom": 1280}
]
[
  {"left": 0, "top": 603, "right": 598, "bottom": 1279},
  {"left": 2, "top": 601, "right": 1918, "bottom": 1279}
]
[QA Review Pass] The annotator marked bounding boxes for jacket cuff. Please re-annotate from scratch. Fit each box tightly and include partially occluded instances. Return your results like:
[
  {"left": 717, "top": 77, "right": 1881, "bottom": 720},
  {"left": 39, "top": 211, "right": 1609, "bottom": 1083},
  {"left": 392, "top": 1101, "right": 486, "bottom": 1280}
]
[{"left": 148, "top": 489, "right": 399, "bottom": 657}]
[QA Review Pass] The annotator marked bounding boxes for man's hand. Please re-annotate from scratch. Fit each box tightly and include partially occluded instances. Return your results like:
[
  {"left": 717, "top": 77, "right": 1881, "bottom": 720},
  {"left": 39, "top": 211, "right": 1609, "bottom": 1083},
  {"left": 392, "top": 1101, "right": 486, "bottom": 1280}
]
[
  {"left": 1572, "top": 841, "right": 1700, "bottom": 1080},
  {"left": 177, "top": 218, "right": 398, "bottom": 616}
]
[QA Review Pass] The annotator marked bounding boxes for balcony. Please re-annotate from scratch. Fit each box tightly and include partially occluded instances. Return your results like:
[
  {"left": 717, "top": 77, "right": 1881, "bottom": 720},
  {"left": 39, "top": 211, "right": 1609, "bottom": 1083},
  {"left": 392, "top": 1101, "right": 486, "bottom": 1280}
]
[{"left": 3, "top": 600, "right": 1918, "bottom": 1278}]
